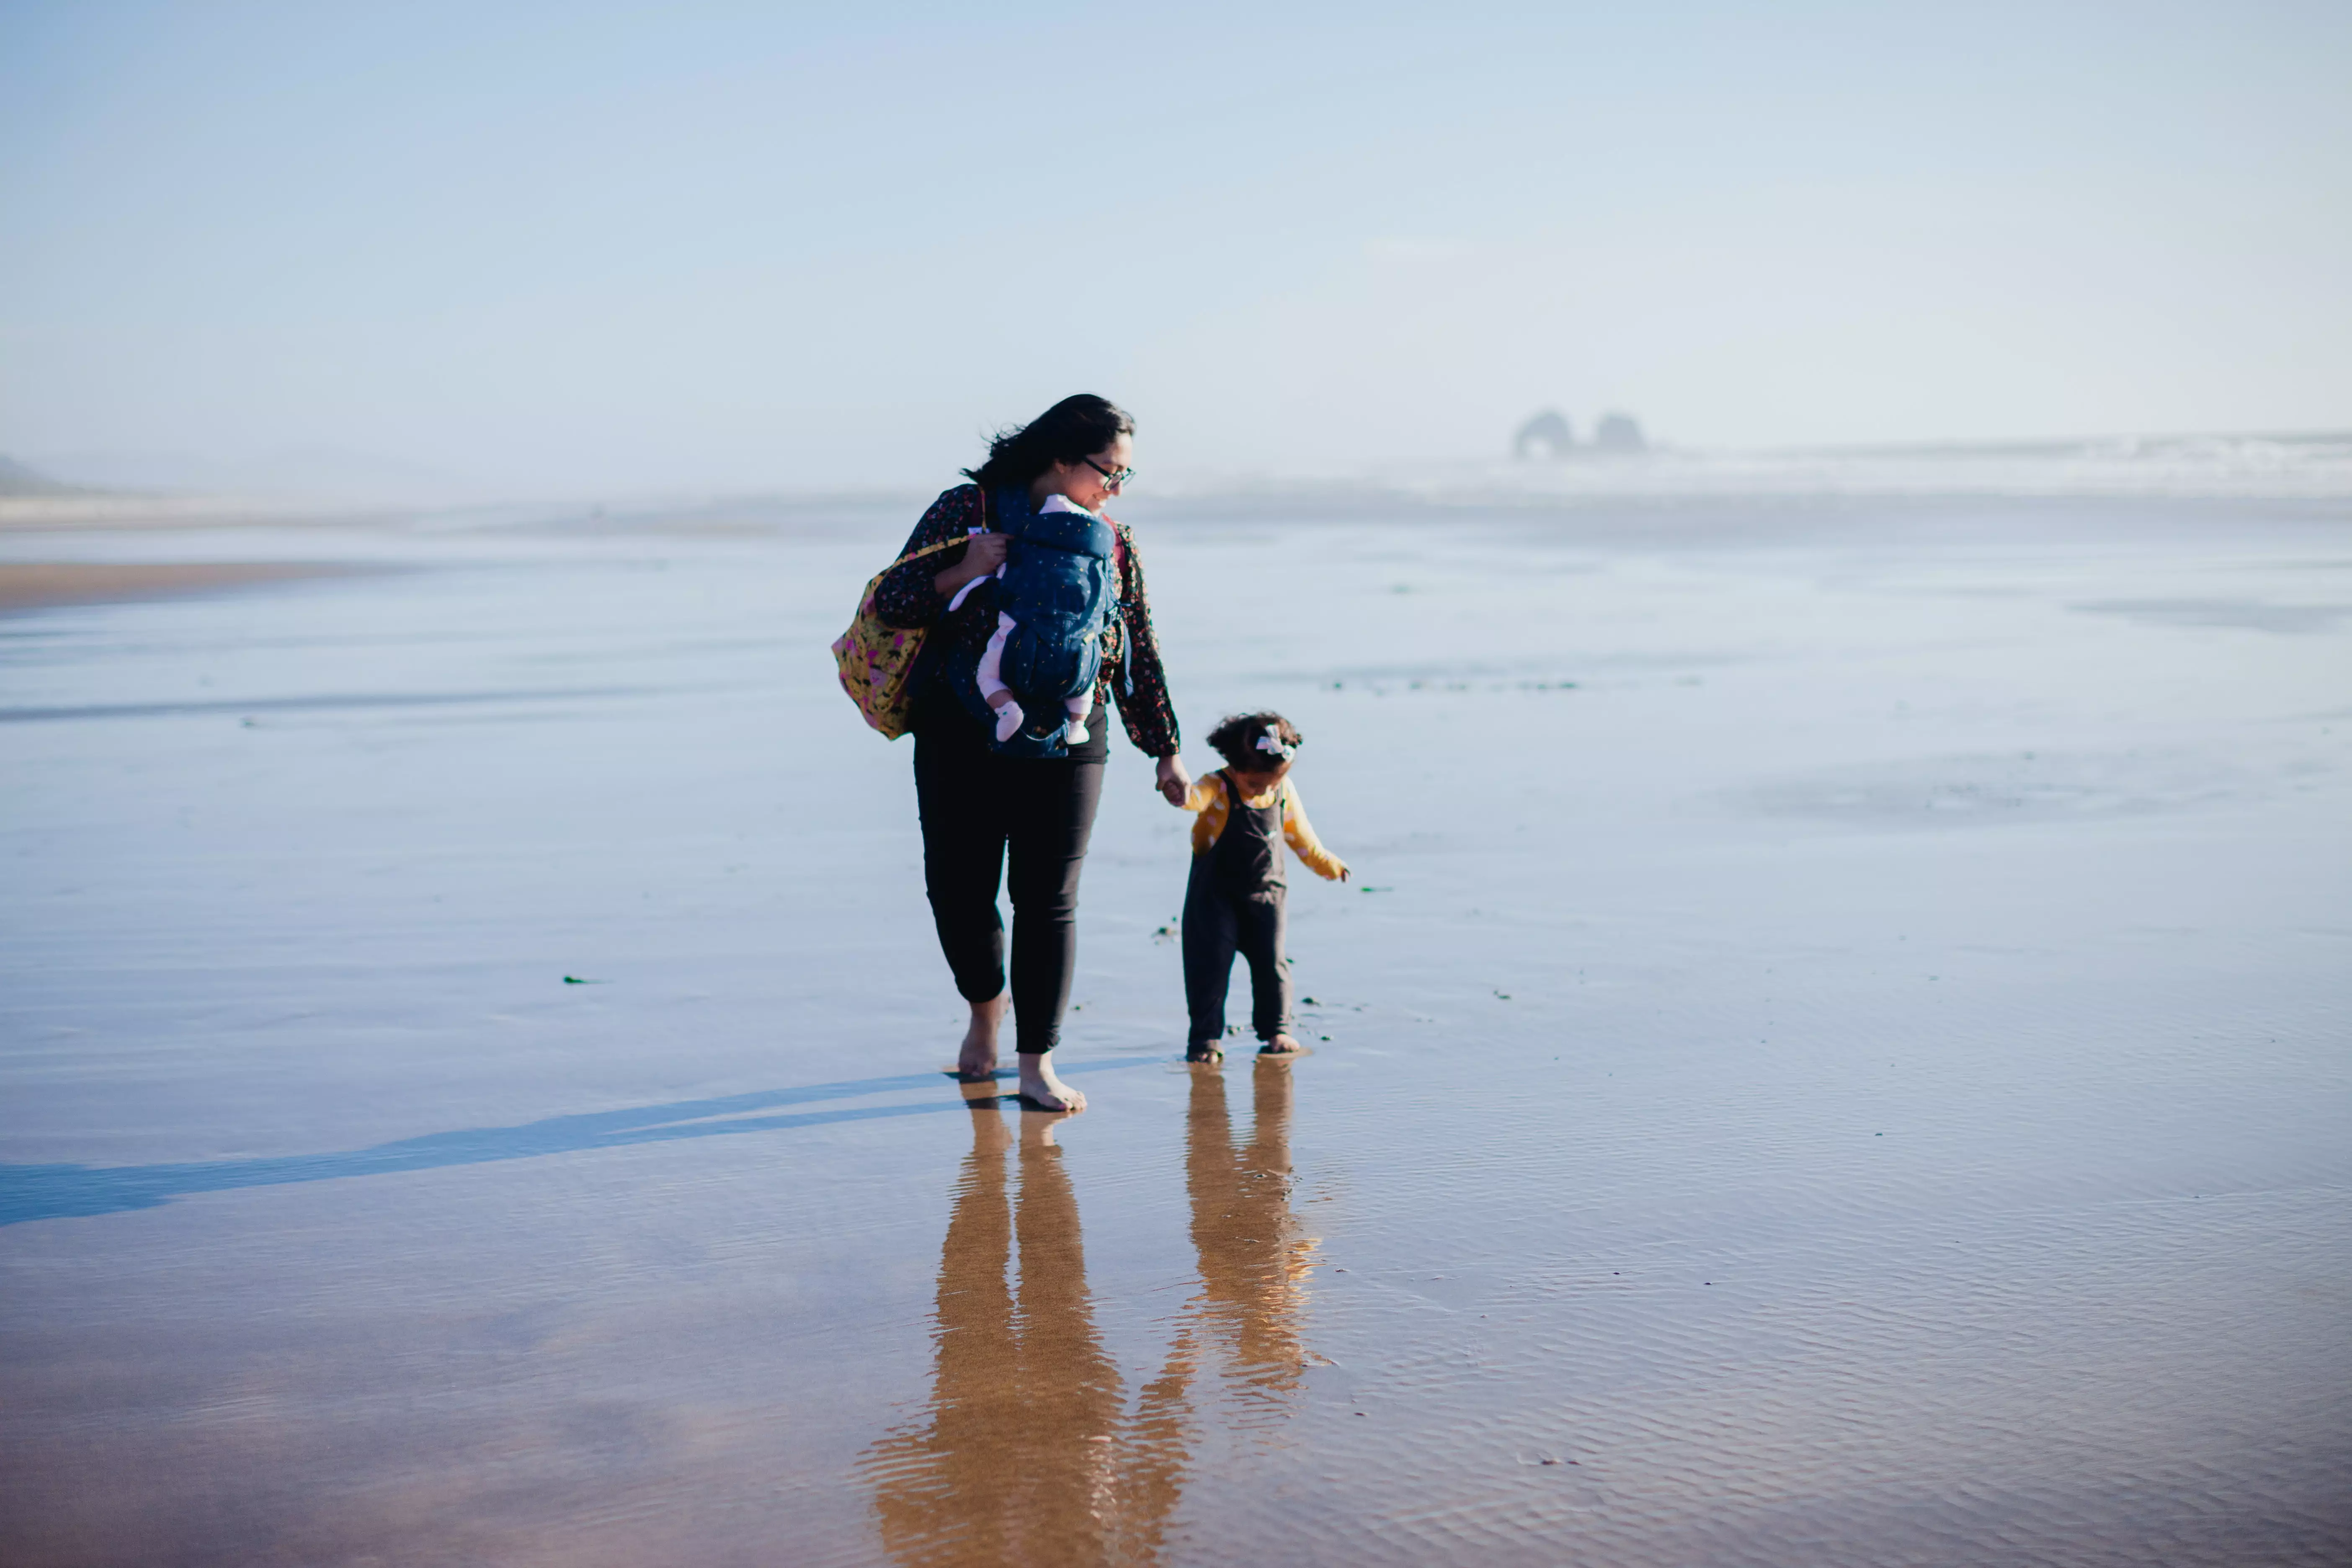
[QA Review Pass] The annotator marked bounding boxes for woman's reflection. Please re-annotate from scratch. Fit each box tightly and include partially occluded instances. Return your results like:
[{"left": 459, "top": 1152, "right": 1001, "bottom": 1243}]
[
  {"left": 865, "top": 1063, "right": 1310, "bottom": 1567},
  {"left": 866, "top": 1102, "right": 1123, "bottom": 1566}
]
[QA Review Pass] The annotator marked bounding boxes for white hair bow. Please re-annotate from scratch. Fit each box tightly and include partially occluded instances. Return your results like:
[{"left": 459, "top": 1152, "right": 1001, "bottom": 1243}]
[{"left": 1254, "top": 725, "right": 1297, "bottom": 760}]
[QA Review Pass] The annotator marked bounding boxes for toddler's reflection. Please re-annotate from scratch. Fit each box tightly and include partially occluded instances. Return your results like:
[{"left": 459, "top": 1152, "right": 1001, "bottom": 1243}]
[
  {"left": 1186, "top": 1056, "right": 1315, "bottom": 1407},
  {"left": 864, "top": 1063, "right": 1311, "bottom": 1567}
]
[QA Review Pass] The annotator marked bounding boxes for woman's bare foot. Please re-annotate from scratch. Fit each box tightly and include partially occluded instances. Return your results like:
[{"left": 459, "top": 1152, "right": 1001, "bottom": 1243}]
[
  {"left": 956, "top": 993, "right": 1008, "bottom": 1081},
  {"left": 1185, "top": 1042, "right": 1224, "bottom": 1064},
  {"left": 1259, "top": 1034, "right": 1305, "bottom": 1055},
  {"left": 1017, "top": 1052, "right": 1087, "bottom": 1112}
]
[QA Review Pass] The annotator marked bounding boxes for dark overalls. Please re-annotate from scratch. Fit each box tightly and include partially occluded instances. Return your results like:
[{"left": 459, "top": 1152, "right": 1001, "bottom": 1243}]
[{"left": 1182, "top": 773, "right": 1294, "bottom": 1049}]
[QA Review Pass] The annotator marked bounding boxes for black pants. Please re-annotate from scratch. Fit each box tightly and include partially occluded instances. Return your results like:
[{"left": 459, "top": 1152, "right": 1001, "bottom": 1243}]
[
  {"left": 1181, "top": 858, "right": 1292, "bottom": 1046},
  {"left": 914, "top": 720, "right": 1104, "bottom": 1055}
]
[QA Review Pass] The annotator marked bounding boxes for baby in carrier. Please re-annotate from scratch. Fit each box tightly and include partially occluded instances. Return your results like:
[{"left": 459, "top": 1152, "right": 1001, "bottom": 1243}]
[
  {"left": 1174, "top": 711, "right": 1351, "bottom": 1063},
  {"left": 951, "top": 493, "right": 1115, "bottom": 746}
]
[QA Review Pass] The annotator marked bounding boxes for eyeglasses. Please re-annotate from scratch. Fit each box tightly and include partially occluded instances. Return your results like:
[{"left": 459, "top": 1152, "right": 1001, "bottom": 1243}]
[{"left": 1083, "top": 456, "right": 1136, "bottom": 488}]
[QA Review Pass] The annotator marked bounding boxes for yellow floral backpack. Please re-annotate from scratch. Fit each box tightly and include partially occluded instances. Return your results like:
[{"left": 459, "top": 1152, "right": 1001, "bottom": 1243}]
[{"left": 831, "top": 501, "right": 985, "bottom": 739}]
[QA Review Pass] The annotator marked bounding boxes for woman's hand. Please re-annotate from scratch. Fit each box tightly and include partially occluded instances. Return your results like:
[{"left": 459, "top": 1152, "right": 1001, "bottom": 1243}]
[
  {"left": 1155, "top": 753, "right": 1192, "bottom": 806},
  {"left": 932, "top": 531, "right": 1009, "bottom": 596}
]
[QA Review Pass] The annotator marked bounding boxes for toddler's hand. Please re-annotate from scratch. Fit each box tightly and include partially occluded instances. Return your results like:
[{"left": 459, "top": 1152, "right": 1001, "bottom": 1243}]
[{"left": 1338, "top": 864, "right": 1351, "bottom": 883}]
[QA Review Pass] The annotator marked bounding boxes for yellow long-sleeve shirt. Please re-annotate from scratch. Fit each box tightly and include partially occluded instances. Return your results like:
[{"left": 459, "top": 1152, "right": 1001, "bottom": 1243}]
[{"left": 1181, "top": 771, "right": 1349, "bottom": 882}]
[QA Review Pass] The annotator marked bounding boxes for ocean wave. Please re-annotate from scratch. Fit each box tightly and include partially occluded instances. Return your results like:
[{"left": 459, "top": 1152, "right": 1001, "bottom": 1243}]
[{"left": 1161, "top": 431, "right": 2352, "bottom": 503}]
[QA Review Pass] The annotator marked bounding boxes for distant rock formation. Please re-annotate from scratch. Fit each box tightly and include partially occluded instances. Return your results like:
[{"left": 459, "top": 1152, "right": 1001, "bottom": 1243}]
[
  {"left": 1592, "top": 412, "right": 1647, "bottom": 453},
  {"left": 1514, "top": 410, "right": 1574, "bottom": 460},
  {"left": 0, "top": 454, "right": 72, "bottom": 496}
]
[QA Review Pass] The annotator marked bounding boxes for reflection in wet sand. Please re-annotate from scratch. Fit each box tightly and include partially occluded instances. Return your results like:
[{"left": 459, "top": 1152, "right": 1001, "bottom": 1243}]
[
  {"left": 863, "top": 1065, "right": 1313, "bottom": 1566},
  {"left": 865, "top": 1107, "right": 1121, "bottom": 1566},
  {"left": 1179, "top": 1059, "right": 1315, "bottom": 1427}
]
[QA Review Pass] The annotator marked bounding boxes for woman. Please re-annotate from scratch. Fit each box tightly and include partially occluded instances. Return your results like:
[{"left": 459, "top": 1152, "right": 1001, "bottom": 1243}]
[{"left": 875, "top": 394, "right": 1190, "bottom": 1112}]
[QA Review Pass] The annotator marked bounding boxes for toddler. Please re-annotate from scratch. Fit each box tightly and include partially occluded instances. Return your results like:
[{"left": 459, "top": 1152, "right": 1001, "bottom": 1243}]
[{"left": 1175, "top": 711, "right": 1349, "bottom": 1062}]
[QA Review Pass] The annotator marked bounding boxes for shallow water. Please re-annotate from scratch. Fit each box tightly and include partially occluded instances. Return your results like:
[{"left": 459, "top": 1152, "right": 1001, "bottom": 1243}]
[{"left": 3, "top": 494, "right": 2349, "bottom": 1565}]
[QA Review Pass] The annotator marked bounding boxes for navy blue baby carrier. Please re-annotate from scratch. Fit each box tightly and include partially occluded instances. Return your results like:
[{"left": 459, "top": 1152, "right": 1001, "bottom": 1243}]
[{"left": 954, "top": 487, "right": 1124, "bottom": 757}]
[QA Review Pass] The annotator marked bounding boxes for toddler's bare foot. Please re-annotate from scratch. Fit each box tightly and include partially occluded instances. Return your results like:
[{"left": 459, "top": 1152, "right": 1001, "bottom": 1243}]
[
  {"left": 1259, "top": 1034, "right": 1305, "bottom": 1055},
  {"left": 1185, "top": 1042, "right": 1224, "bottom": 1064},
  {"left": 956, "top": 993, "right": 1008, "bottom": 1081},
  {"left": 1017, "top": 1053, "right": 1087, "bottom": 1112}
]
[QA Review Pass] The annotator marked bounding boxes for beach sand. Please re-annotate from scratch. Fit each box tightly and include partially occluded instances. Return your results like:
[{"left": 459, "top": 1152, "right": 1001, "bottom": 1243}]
[
  {"left": 1, "top": 488, "right": 2347, "bottom": 1565},
  {"left": 0, "top": 561, "right": 365, "bottom": 613}
]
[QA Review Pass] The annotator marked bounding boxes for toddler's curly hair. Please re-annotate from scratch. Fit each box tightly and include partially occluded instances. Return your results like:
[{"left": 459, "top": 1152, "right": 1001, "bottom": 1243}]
[{"left": 1206, "top": 711, "right": 1303, "bottom": 771}]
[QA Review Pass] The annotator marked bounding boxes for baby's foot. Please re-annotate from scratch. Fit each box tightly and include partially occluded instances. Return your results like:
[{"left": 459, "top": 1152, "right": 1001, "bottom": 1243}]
[
  {"left": 1259, "top": 1034, "right": 1305, "bottom": 1055},
  {"left": 1063, "top": 718, "right": 1088, "bottom": 745},
  {"left": 1185, "top": 1042, "right": 1224, "bottom": 1064},
  {"left": 992, "top": 699, "right": 1026, "bottom": 743},
  {"left": 1017, "top": 1054, "right": 1087, "bottom": 1113}
]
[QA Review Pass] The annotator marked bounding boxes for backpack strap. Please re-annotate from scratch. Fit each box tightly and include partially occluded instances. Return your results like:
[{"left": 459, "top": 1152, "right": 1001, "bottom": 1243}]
[{"left": 889, "top": 486, "right": 990, "bottom": 577}]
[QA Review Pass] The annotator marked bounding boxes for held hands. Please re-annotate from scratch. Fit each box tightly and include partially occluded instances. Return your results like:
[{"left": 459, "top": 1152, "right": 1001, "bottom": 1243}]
[
  {"left": 932, "top": 531, "right": 1010, "bottom": 596},
  {"left": 1155, "top": 753, "right": 1193, "bottom": 806}
]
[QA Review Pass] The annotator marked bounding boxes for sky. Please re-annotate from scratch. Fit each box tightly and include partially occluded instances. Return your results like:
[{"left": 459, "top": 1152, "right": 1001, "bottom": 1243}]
[{"left": 3, "top": 0, "right": 2349, "bottom": 496}]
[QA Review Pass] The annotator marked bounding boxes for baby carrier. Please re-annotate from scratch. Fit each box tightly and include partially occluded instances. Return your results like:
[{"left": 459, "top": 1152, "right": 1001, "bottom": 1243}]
[{"left": 956, "top": 488, "right": 1120, "bottom": 756}]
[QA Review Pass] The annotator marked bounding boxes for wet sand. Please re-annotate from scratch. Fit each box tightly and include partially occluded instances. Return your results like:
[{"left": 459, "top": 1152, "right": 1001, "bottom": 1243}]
[
  {"left": 0, "top": 493, "right": 397, "bottom": 532},
  {"left": 0, "top": 561, "right": 365, "bottom": 613},
  {"left": 1, "top": 493, "right": 2348, "bottom": 1565}
]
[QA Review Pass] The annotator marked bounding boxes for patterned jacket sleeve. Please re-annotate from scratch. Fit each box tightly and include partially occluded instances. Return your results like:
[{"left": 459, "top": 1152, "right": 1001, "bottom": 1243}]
[
  {"left": 874, "top": 485, "right": 985, "bottom": 630},
  {"left": 1106, "top": 522, "right": 1181, "bottom": 758}
]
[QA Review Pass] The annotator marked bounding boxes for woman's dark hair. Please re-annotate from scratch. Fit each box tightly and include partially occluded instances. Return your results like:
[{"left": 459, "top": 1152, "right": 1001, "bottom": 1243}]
[
  {"left": 965, "top": 394, "right": 1135, "bottom": 493},
  {"left": 1207, "top": 711, "right": 1302, "bottom": 771}
]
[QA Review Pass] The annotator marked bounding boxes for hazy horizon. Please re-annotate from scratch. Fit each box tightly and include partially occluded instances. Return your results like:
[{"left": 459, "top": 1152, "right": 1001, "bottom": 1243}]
[{"left": 5, "top": 1, "right": 2349, "bottom": 496}]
